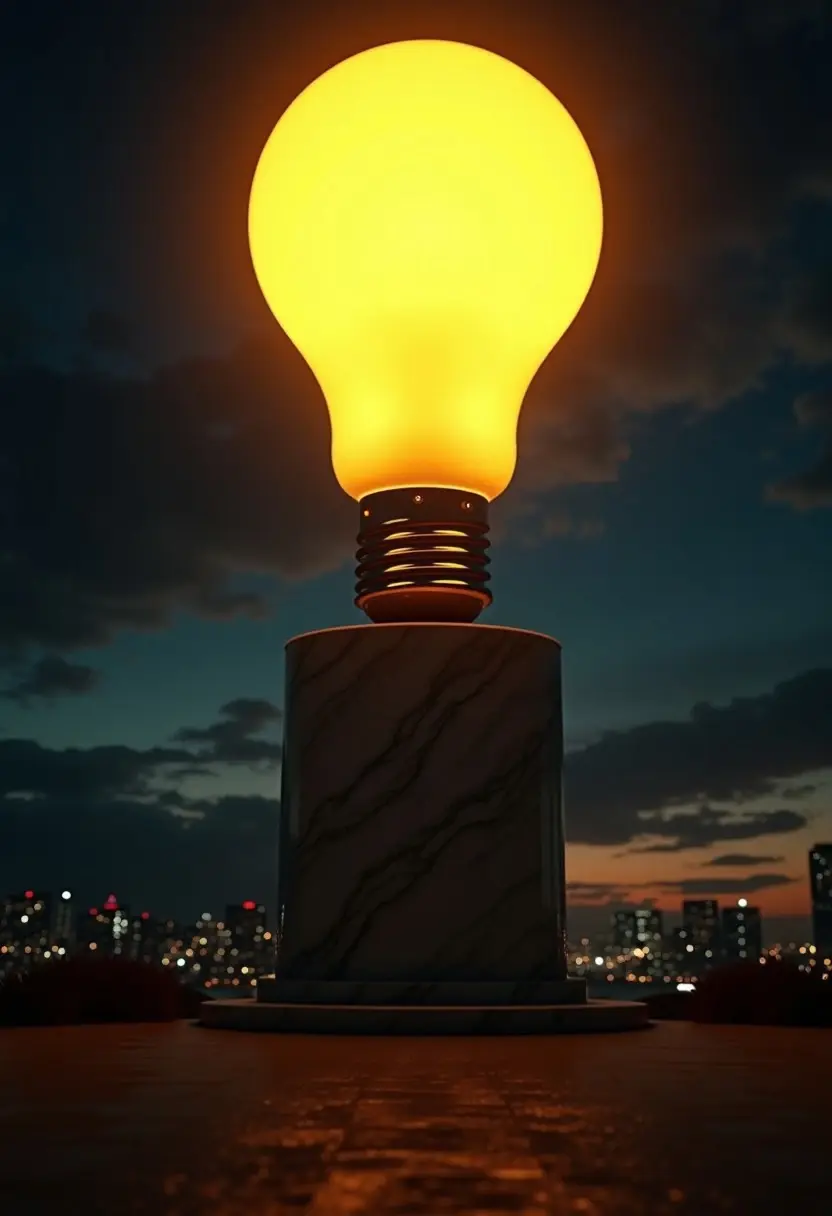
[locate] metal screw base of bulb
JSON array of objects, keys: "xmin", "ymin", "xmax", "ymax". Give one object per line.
[{"xmin": 355, "ymin": 487, "xmax": 492, "ymax": 624}]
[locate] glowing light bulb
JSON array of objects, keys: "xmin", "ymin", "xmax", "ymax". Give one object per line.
[{"xmin": 249, "ymin": 40, "xmax": 602, "ymax": 621}]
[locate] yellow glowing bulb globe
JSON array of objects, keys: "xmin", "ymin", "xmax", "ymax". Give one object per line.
[{"xmin": 249, "ymin": 39, "xmax": 603, "ymax": 504}]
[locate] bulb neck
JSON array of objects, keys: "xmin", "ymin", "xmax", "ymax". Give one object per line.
[{"xmin": 355, "ymin": 487, "xmax": 492, "ymax": 624}]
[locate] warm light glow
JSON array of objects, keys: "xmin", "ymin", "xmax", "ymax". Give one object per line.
[{"xmin": 249, "ymin": 39, "xmax": 602, "ymax": 501}]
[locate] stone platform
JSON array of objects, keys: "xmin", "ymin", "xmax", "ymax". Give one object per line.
[
  {"xmin": 256, "ymin": 978, "xmax": 590, "ymax": 1003},
  {"xmin": 200, "ymin": 996, "xmax": 649, "ymax": 1033}
]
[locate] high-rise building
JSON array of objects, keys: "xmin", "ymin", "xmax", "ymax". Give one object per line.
[
  {"xmin": 610, "ymin": 911, "xmax": 636, "ymax": 952},
  {"xmin": 634, "ymin": 907, "xmax": 663, "ymax": 950},
  {"xmin": 722, "ymin": 900, "xmax": 762, "ymax": 961},
  {"xmin": 151, "ymin": 919, "xmax": 187, "ymax": 970},
  {"xmin": 225, "ymin": 901, "xmax": 269, "ymax": 975},
  {"xmin": 809, "ymin": 845, "xmax": 832, "ymax": 954},
  {"xmin": 0, "ymin": 890, "xmax": 53, "ymax": 967},
  {"xmin": 670, "ymin": 926, "xmax": 694, "ymax": 963},
  {"xmin": 682, "ymin": 900, "xmax": 720, "ymax": 953},
  {"xmin": 79, "ymin": 893, "xmax": 130, "ymax": 956},
  {"xmin": 128, "ymin": 911, "xmax": 158, "ymax": 962},
  {"xmin": 52, "ymin": 890, "xmax": 75, "ymax": 948},
  {"xmin": 189, "ymin": 912, "xmax": 221, "ymax": 981}
]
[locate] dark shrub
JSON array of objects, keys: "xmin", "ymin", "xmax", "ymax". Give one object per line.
[
  {"xmin": 692, "ymin": 960, "xmax": 832, "ymax": 1027},
  {"xmin": 0, "ymin": 957, "xmax": 206, "ymax": 1026}
]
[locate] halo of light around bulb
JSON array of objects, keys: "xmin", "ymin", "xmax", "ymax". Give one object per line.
[{"xmin": 249, "ymin": 39, "xmax": 603, "ymax": 502}]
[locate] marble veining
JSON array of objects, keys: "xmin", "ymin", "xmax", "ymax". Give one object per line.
[{"xmin": 276, "ymin": 624, "xmax": 565, "ymax": 984}]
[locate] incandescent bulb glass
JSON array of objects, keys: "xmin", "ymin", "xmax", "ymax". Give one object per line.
[{"xmin": 249, "ymin": 39, "xmax": 602, "ymax": 621}]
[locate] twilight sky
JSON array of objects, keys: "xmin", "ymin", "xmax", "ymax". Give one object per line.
[{"xmin": 2, "ymin": 0, "xmax": 831, "ymax": 943}]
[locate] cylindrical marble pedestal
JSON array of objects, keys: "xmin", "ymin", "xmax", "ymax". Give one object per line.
[
  {"xmin": 202, "ymin": 622, "xmax": 648, "ymax": 1032},
  {"xmin": 275, "ymin": 622, "xmax": 567, "ymax": 991}
]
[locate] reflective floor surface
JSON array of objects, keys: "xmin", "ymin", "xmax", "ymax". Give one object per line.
[{"xmin": 0, "ymin": 1019, "xmax": 827, "ymax": 1214}]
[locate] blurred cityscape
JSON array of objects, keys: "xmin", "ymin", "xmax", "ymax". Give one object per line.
[
  {"xmin": 0, "ymin": 893, "xmax": 272, "ymax": 992},
  {"xmin": 2, "ymin": 843, "xmax": 830, "ymax": 994}
]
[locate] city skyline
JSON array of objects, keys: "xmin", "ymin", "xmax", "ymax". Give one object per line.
[
  {"xmin": 6, "ymin": 883, "xmax": 831, "ymax": 986},
  {"xmin": 3, "ymin": 858, "xmax": 830, "ymax": 951},
  {"xmin": 2, "ymin": 1, "xmax": 831, "ymax": 940}
]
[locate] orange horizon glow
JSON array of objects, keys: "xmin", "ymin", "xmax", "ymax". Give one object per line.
[
  {"xmin": 249, "ymin": 39, "xmax": 603, "ymax": 502},
  {"xmin": 568, "ymin": 889, "xmax": 810, "ymax": 918},
  {"xmin": 566, "ymin": 840, "xmax": 814, "ymax": 920}
]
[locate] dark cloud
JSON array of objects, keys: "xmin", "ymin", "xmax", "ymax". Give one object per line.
[
  {"xmin": 781, "ymin": 783, "xmax": 817, "ymax": 799},
  {"xmin": 565, "ymin": 668, "xmax": 832, "ymax": 846},
  {"xmin": 562, "ymin": 626, "xmax": 832, "ymax": 741},
  {"xmin": 625, "ymin": 807, "xmax": 807, "ymax": 855},
  {"xmin": 517, "ymin": 402, "xmax": 632, "ymax": 492},
  {"xmin": 767, "ymin": 389, "xmax": 832, "ymax": 509},
  {"xmin": 663, "ymin": 874, "xmax": 797, "ymax": 896},
  {"xmin": 511, "ymin": 503, "xmax": 606, "ymax": 546},
  {"xmin": 0, "ymin": 738, "xmax": 195, "ymax": 802},
  {"xmin": 541, "ymin": 514, "xmax": 605, "ymax": 541},
  {"xmin": 82, "ymin": 309, "xmax": 132, "ymax": 355},
  {"xmin": 173, "ymin": 698, "xmax": 282, "ymax": 765},
  {"xmin": 0, "ymin": 695, "xmax": 282, "ymax": 912},
  {"xmin": 1, "ymin": 2, "xmax": 831, "ymax": 657},
  {"xmin": 0, "ymin": 340, "xmax": 352, "ymax": 659},
  {"xmin": 0, "ymin": 794, "xmax": 278, "ymax": 922},
  {"xmin": 0, "ymin": 696, "xmax": 281, "ymax": 802},
  {"xmin": 703, "ymin": 852, "xmax": 785, "ymax": 867},
  {"xmin": 794, "ymin": 390, "xmax": 832, "ymax": 429},
  {"xmin": 567, "ymin": 872, "xmax": 797, "ymax": 902},
  {"xmin": 566, "ymin": 884, "xmax": 632, "ymax": 908},
  {"xmin": 777, "ymin": 265, "xmax": 832, "ymax": 365},
  {"xmin": 768, "ymin": 451, "xmax": 832, "ymax": 509},
  {"xmin": 2, "ymin": 655, "xmax": 99, "ymax": 704}
]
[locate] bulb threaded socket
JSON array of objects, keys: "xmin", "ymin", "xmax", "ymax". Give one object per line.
[{"xmin": 355, "ymin": 487, "xmax": 492, "ymax": 623}]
